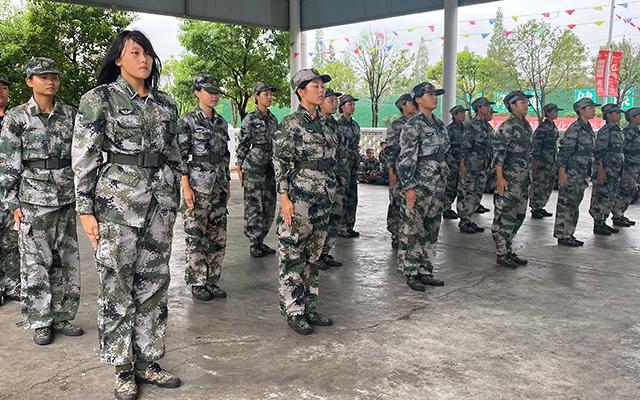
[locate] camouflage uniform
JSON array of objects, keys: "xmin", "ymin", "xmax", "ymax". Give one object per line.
[
  {"xmin": 529, "ymin": 118, "xmax": 559, "ymax": 211},
  {"xmin": 321, "ymin": 112, "xmax": 342, "ymax": 258},
  {"xmin": 444, "ymin": 118, "xmax": 465, "ymax": 211},
  {"xmin": 491, "ymin": 112, "xmax": 533, "ymax": 257},
  {"xmin": 0, "ymin": 95, "xmax": 79, "ymax": 329},
  {"xmin": 589, "ymin": 120, "xmax": 625, "ymax": 223},
  {"xmin": 337, "ymin": 114, "xmax": 360, "ymax": 234},
  {"xmin": 612, "ymin": 110, "xmax": 640, "ymax": 219},
  {"xmin": 397, "ymin": 113, "xmax": 449, "ymax": 277},
  {"xmin": 457, "ymin": 116, "xmax": 494, "ymax": 228},
  {"xmin": 383, "ymin": 114, "xmax": 408, "ymax": 243},
  {"xmin": 237, "ymin": 107, "xmax": 277, "ymax": 250},
  {"xmin": 73, "ymin": 75, "xmax": 182, "ymax": 365},
  {"xmin": 274, "ymin": 106, "xmax": 337, "ymax": 317},
  {"xmin": 178, "ymin": 107, "xmax": 230, "ymax": 287},
  {"xmin": 359, "ymin": 154, "xmax": 386, "ymax": 184}
]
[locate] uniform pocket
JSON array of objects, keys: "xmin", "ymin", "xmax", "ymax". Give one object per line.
[
  {"xmin": 23, "ymin": 128, "xmax": 50, "ymax": 159},
  {"xmin": 113, "ymin": 112, "xmax": 143, "ymax": 138}
]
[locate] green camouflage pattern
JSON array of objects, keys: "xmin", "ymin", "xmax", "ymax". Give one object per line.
[
  {"xmin": 273, "ymin": 106, "xmax": 337, "ymax": 317},
  {"xmin": 0, "ymin": 209, "xmax": 20, "ymax": 299},
  {"xmin": 321, "ymin": 114, "xmax": 343, "ymax": 256},
  {"xmin": 491, "ymin": 114, "xmax": 532, "ymax": 256},
  {"xmin": 444, "ymin": 119, "xmax": 464, "ymax": 211},
  {"xmin": 613, "ymin": 123, "xmax": 640, "ymax": 218},
  {"xmin": 529, "ymin": 119, "xmax": 559, "ymax": 210},
  {"xmin": 553, "ymin": 118, "xmax": 595, "ymax": 239},
  {"xmin": 383, "ymin": 115, "xmax": 408, "ymax": 241},
  {"xmin": 589, "ymin": 122, "xmax": 625, "ymax": 222},
  {"xmin": 359, "ymin": 156, "xmax": 385, "ymax": 184},
  {"xmin": 237, "ymin": 109, "xmax": 277, "ymax": 247},
  {"xmin": 336, "ymin": 115, "xmax": 360, "ymax": 233},
  {"xmin": 397, "ymin": 113, "xmax": 449, "ymax": 276}
]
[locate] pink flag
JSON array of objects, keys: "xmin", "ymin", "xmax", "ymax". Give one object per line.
[
  {"xmin": 503, "ymin": 31, "xmax": 513, "ymax": 38},
  {"xmin": 428, "ymin": 25, "xmax": 435, "ymax": 32},
  {"xmin": 567, "ymin": 24, "xmax": 576, "ymax": 30},
  {"xmin": 566, "ymin": 9, "xmax": 575, "ymax": 15},
  {"xmin": 542, "ymin": 12, "xmax": 551, "ymax": 18}
]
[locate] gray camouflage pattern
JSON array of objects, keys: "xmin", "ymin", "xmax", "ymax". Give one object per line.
[
  {"xmin": 589, "ymin": 122, "xmax": 625, "ymax": 222},
  {"xmin": 613, "ymin": 123, "xmax": 640, "ymax": 218},
  {"xmin": 336, "ymin": 116, "xmax": 360, "ymax": 233},
  {"xmin": 529, "ymin": 119, "xmax": 559, "ymax": 210}
]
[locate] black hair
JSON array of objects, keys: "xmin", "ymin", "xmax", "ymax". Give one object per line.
[
  {"xmin": 294, "ymin": 80, "xmax": 310, "ymax": 102},
  {"xmin": 97, "ymin": 30, "xmax": 161, "ymax": 90}
]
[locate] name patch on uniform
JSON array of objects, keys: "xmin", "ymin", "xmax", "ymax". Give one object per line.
[
  {"xmin": 119, "ymin": 109, "xmax": 133, "ymax": 115},
  {"xmin": 195, "ymin": 127, "xmax": 206, "ymax": 133}
]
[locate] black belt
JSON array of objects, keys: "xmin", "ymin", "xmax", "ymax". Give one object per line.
[
  {"xmin": 107, "ymin": 152, "xmax": 166, "ymax": 167},
  {"xmin": 24, "ymin": 158, "xmax": 71, "ymax": 169},
  {"xmin": 295, "ymin": 159, "xmax": 334, "ymax": 171},
  {"xmin": 419, "ymin": 153, "xmax": 446, "ymax": 162},
  {"xmin": 192, "ymin": 154, "xmax": 223, "ymax": 163},
  {"xmin": 252, "ymin": 143, "xmax": 273, "ymax": 151}
]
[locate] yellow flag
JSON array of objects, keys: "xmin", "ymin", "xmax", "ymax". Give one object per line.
[
  {"xmin": 512, "ymin": 16, "xmax": 519, "ymax": 22},
  {"xmin": 595, "ymin": 21, "xmax": 605, "ymax": 26},
  {"xmin": 593, "ymin": 6, "xmax": 604, "ymax": 11}
]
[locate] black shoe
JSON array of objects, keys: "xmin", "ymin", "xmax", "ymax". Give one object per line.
[
  {"xmin": 612, "ymin": 217, "xmax": 632, "ymax": 227},
  {"xmin": 540, "ymin": 208, "xmax": 553, "ymax": 217},
  {"xmin": 570, "ymin": 236, "xmax": 585, "ymax": 246},
  {"xmin": 475, "ymin": 206, "xmax": 488, "ymax": 214},
  {"xmin": 594, "ymin": 223, "xmax": 612, "ymax": 236},
  {"xmin": 135, "ymin": 363, "xmax": 181, "ymax": 388},
  {"xmin": 306, "ymin": 312, "xmax": 333, "ymax": 326},
  {"xmin": 479, "ymin": 204, "xmax": 490, "ymax": 212},
  {"xmin": 443, "ymin": 209, "xmax": 459, "ymax": 219},
  {"xmin": 531, "ymin": 209, "xmax": 544, "ymax": 219},
  {"xmin": 348, "ymin": 229, "xmax": 360, "ymax": 237},
  {"xmin": 606, "ymin": 224, "xmax": 619, "ymax": 234},
  {"xmin": 459, "ymin": 224, "xmax": 478, "ymax": 234},
  {"xmin": 558, "ymin": 238, "xmax": 581, "ymax": 247},
  {"xmin": 33, "ymin": 326, "xmax": 53, "ymax": 345},
  {"xmin": 419, "ymin": 274, "xmax": 444, "ymax": 286},
  {"xmin": 191, "ymin": 285, "xmax": 212, "ymax": 301},
  {"xmin": 497, "ymin": 255, "xmax": 518, "ymax": 269},
  {"xmin": 250, "ymin": 245, "xmax": 265, "ymax": 258},
  {"xmin": 52, "ymin": 320, "xmax": 84, "ymax": 336},
  {"xmin": 472, "ymin": 223, "xmax": 485, "ymax": 233},
  {"xmin": 320, "ymin": 254, "xmax": 342, "ymax": 268},
  {"xmin": 508, "ymin": 252, "xmax": 528, "ymax": 266},
  {"xmin": 623, "ymin": 216, "xmax": 636, "ymax": 226},
  {"xmin": 287, "ymin": 315, "xmax": 313, "ymax": 335},
  {"xmin": 317, "ymin": 261, "xmax": 330, "ymax": 271},
  {"xmin": 391, "ymin": 238, "xmax": 399, "ymax": 249},
  {"xmin": 260, "ymin": 243, "xmax": 276, "ymax": 254},
  {"xmin": 406, "ymin": 275, "xmax": 425, "ymax": 292},
  {"xmin": 205, "ymin": 284, "xmax": 227, "ymax": 298}
]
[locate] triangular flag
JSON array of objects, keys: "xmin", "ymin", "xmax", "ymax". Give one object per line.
[
  {"xmin": 567, "ymin": 24, "xmax": 576, "ymax": 30},
  {"xmin": 408, "ymin": 26, "xmax": 415, "ymax": 32},
  {"xmin": 318, "ymin": 40, "xmax": 324, "ymax": 46},
  {"xmin": 308, "ymin": 52, "xmax": 314, "ymax": 56},
  {"xmin": 489, "ymin": 18, "xmax": 496, "ymax": 24},
  {"xmin": 503, "ymin": 31, "xmax": 513, "ymax": 37},
  {"xmin": 593, "ymin": 6, "xmax": 604, "ymax": 11},
  {"xmin": 566, "ymin": 9, "xmax": 575, "ymax": 15},
  {"xmin": 631, "ymin": 22, "xmax": 637, "ymax": 27},
  {"xmin": 392, "ymin": 31, "xmax": 398, "ymax": 37},
  {"xmin": 386, "ymin": 44, "xmax": 393, "ymax": 50},
  {"xmin": 542, "ymin": 12, "xmax": 551, "ymax": 18},
  {"xmin": 481, "ymin": 33, "xmax": 491, "ymax": 38},
  {"xmin": 469, "ymin": 20, "xmax": 476, "ymax": 25},
  {"xmin": 369, "ymin": 47, "xmax": 376, "ymax": 53},
  {"xmin": 324, "ymin": 51, "xmax": 331, "ymax": 55},
  {"xmin": 289, "ymin": 41, "xmax": 295, "ymax": 47},
  {"xmin": 330, "ymin": 39, "xmax": 335, "ymax": 44},
  {"xmin": 344, "ymin": 37, "xmax": 350, "ymax": 43},
  {"xmin": 616, "ymin": 14, "xmax": 623, "ymax": 19},
  {"xmin": 512, "ymin": 16, "xmax": 519, "ymax": 22},
  {"xmin": 534, "ymin": 28, "xmax": 545, "ymax": 33},
  {"xmin": 621, "ymin": 3, "xmax": 629, "ymax": 8},
  {"xmin": 462, "ymin": 34, "xmax": 470, "ymax": 38},
  {"xmin": 594, "ymin": 21, "xmax": 605, "ymax": 26},
  {"xmin": 624, "ymin": 18, "xmax": 632, "ymax": 23},
  {"xmin": 353, "ymin": 49, "xmax": 359, "ymax": 54},
  {"xmin": 428, "ymin": 25, "xmax": 435, "ymax": 32},
  {"xmin": 375, "ymin": 32, "xmax": 384, "ymax": 40},
  {"xmin": 293, "ymin": 51, "xmax": 300, "ymax": 57},
  {"xmin": 440, "ymin": 36, "xmax": 445, "ymax": 40},
  {"xmin": 406, "ymin": 42, "xmax": 414, "ymax": 46}
]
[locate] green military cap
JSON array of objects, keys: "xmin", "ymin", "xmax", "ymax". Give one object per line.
[
  {"xmin": 366, "ymin": 147, "xmax": 375, "ymax": 153},
  {"xmin": 503, "ymin": 90, "xmax": 533, "ymax": 108},
  {"xmin": 471, "ymin": 96, "xmax": 495, "ymax": 111},
  {"xmin": 339, "ymin": 94, "xmax": 359, "ymax": 106},
  {"xmin": 625, "ymin": 107, "xmax": 640, "ymax": 121},
  {"xmin": 193, "ymin": 75, "xmax": 223, "ymax": 94},
  {"xmin": 0, "ymin": 75, "xmax": 9, "ymax": 85},
  {"xmin": 601, "ymin": 103, "xmax": 622, "ymax": 117},
  {"xmin": 252, "ymin": 82, "xmax": 277, "ymax": 95},
  {"xmin": 324, "ymin": 88, "xmax": 342, "ymax": 98},
  {"xmin": 395, "ymin": 93, "xmax": 412, "ymax": 110},
  {"xmin": 290, "ymin": 68, "xmax": 331, "ymax": 90},
  {"xmin": 449, "ymin": 105, "xmax": 470, "ymax": 116},
  {"xmin": 572, "ymin": 97, "xmax": 600, "ymax": 113},
  {"xmin": 25, "ymin": 57, "xmax": 60, "ymax": 77},
  {"xmin": 543, "ymin": 103, "xmax": 563, "ymax": 114},
  {"xmin": 411, "ymin": 82, "xmax": 445, "ymax": 99}
]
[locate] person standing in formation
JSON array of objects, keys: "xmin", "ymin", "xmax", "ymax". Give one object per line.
[
  {"xmin": 442, "ymin": 104, "xmax": 468, "ymax": 220},
  {"xmin": 337, "ymin": 94, "xmax": 361, "ymax": 238},
  {"xmin": 612, "ymin": 107, "xmax": 640, "ymax": 227}
]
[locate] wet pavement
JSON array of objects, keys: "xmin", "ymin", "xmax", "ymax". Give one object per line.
[{"xmin": 1, "ymin": 180, "xmax": 639, "ymax": 399}]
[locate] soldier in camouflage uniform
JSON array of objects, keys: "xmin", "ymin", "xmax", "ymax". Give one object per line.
[
  {"xmin": 359, "ymin": 148, "xmax": 386, "ymax": 184},
  {"xmin": 337, "ymin": 94, "xmax": 361, "ymax": 238},
  {"xmin": 0, "ymin": 74, "xmax": 21, "ymax": 306},
  {"xmin": 589, "ymin": 103, "xmax": 625, "ymax": 235},
  {"xmin": 237, "ymin": 82, "xmax": 278, "ymax": 258},
  {"xmin": 73, "ymin": 31, "xmax": 181, "ymax": 399},
  {"xmin": 612, "ymin": 108, "xmax": 640, "ymax": 227},
  {"xmin": 319, "ymin": 87, "xmax": 344, "ymax": 269},
  {"xmin": 397, "ymin": 82, "xmax": 447, "ymax": 292},
  {"xmin": 491, "ymin": 91, "xmax": 533, "ymax": 269},
  {"xmin": 0, "ymin": 58, "xmax": 82, "ymax": 345},
  {"xmin": 274, "ymin": 68, "xmax": 336, "ymax": 335},
  {"xmin": 457, "ymin": 97, "xmax": 495, "ymax": 234},
  {"xmin": 529, "ymin": 103, "xmax": 562, "ymax": 219},
  {"xmin": 178, "ymin": 75, "xmax": 230, "ymax": 301},
  {"xmin": 554, "ymin": 98, "xmax": 600, "ymax": 247},
  {"xmin": 442, "ymin": 105, "xmax": 468, "ymax": 220},
  {"xmin": 383, "ymin": 94, "xmax": 416, "ymax": 248}
]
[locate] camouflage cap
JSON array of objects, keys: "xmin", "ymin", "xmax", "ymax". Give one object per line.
[
  {"xmin": 572, "ymin": 97, "xmax": 600, "ymax": 113},
  {"xmin": 324, "ymin": 88, "xmax": 342, "ymax": 98},
  {"xmin": 601, "ymin": 103, "xmax": 622, "ymax": 116},
  {"xmin": 25, "ymin": 57, "xmax": 59, "ymax": 77},
  {"xmin": 252, "ymin": 82, "xmax": 277, "ymax": 95},
  {"xmin": 625, "ymin": 107, "xmax": 640, "ymax": 121},
  {"xmin": 449, "ymin": 105, "xmax": 470, "ymax": 116},
  {"xmin": 193, "ymin": 75, "xmax": 223, "ymax": 94},
  {"xmin": 290, "ymin": 68, "xmax": 331, "ymax": 90},
  {"xmin": 411, "ymin": 82, "xmax": 445, "ymax": 99},
  {"xmin": 471, "ymin": 96, "xmax": 495, "ymax": 111},
  {"xmin": 0, "ymin": 75, "xmax": 9, "ymax": 85},
  {"xmin": 543, "ymin": 103, "xmax": 563, "ymax": 114},
  {"xmin": 503, "ymin": 90, "xmax": 533, "ymax": 108},
  {"xmin": 395, "ymin": 93, "xmax": 412, "ymax": 110},
  {"xmin": 366, "ymin": 147, "xmax": 375, "ymax": 153},
  {"xmin": 339, "ymin": 94, "xmax": 359, "ymax": 106}
]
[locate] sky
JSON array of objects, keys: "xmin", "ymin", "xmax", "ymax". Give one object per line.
[{"xmin": 125, "ymin": 0, "xmax": 640, "ymax": 65}]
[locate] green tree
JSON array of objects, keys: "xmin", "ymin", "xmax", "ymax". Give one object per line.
[
  {"xmin": 0, "ymin": 0, "xmax": 133, "ymax": 107},
  {"xmin": 410, "ymin": 37, "xmax": 430, "ymax": 82},
  {"xmin": 484, "ymin": 8, "xmax": 514, "ymax": 97},
  {"xmin": 312, "ymin": 30, "xmax": 327, "ymax": 67},
  {"xmin": 318, "ymin": 60, "xmax": 358, "ymax": 95},
  {"xmin": 168, "ymin": 20, "xmax": 289, "ymax": 126}
]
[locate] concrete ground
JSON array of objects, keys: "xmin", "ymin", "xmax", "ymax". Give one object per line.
[{"xmin": 1, "ymin": 180, "xmax": 640, "ymax": 400}]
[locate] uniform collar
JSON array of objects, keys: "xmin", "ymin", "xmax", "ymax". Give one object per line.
[
  {"xmin": 116, "ymin": 75, "xmax": 157, "ymax": 103},
  {"xmin": 27, "ymin": 96, "xmax": 63, "ymax": 117},
  {"xmin": 297, "ymin": 104, "xmax": 320, "ymax": 121},
  {"xmin": 577, "ymin": 117, "xmax": 593, "ymax": 131},
  {"xmin": 419, "ymin": 112, "xmax": 443, "ymax": 128}
]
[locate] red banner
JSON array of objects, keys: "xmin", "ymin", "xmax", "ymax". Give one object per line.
[
  {"xmin": 595, "ymin": 50, "xmax": 609, "ymax": 97},
  {"xmin": 489, "ymin": 117, "xmax": 605, "ymax": 131},
  {"xmin": 608, "ymin": 50, "xmax": 623, "ymax": 97}
]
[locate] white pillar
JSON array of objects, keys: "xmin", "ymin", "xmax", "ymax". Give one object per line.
[
  {"xmin": 289, "ymin": 0, "xmax": 301, "ymax": 109},
  {"xmin": 442, "ymin": 0, "xmax": 458, "ymax": 124}
]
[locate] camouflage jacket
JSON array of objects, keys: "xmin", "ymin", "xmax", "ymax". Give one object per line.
[
  {"xmin": 557, "ymin": 117, "xmax": 595, "ymax": 179},
  {"xmin": 178, "ymin": 107, "xmax": 230, "ymax": 195},
  {"xmin": 530, "ymin": 119, "xmax": 558, "ymax": 162},
  {"xmin": 462, "ymin": 116, "xmax": 494, "ymax": 164},
  {"xmin": 236, "ymin": 108, "xmax": 278, "ymax": 171},
  {"xmin": 336, "ymin": 115, "xmax": 360, "ymax": 161},
  {"xmin": 363, "ymin": 157, "xmax": 381, "ymax": 175},
  {"xmin": 273, "ymin": 106, "xmax": 337, "ymax": 200},
  {"xmin": 0, "ymin": 97, "xmax": 77, "ymax": 210},
  {"xmin": 446, "ymin": 120, "xmax": 465, "ymax": 160},
  {"xmin": 493, "ymin": 114, "xmax": 532, "ymax": 182},
  {"xmin": 383, "ymin": 115, "xmax": 408, "ymax": 170},
  {"xmin": 594, "ymin": 122, "xmax": 625, "ymax": 172},
  {"xmin": 622, "ymin": 124, "xmax": 640, "ymax": 167},
  {"xmin": 72, "ymin": 75, "xmax": 183, "ymax": 228},
  {"xmin": 397, "ymin": 112, "xmax": 450, "ymax": 191}
]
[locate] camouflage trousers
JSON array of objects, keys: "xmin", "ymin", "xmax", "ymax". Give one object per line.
[
  {"xmin": 529, "ymin": 162, "xmax": 556, "ymax": 210},
  {"xmin": 398, "ymin": 186, "xmax": 445, "ymax": 277},
  {"xmin": 0, "ymin": 209, "xmax": 20, "ymax": 299},
  {"xmin": 456, "ymin": 158, "xmax": 488, "ymax": 226},
  {"xmin": 589, "ymin": 168, "xmax": 622, "ymax": 222},
  {"xmin": 491, "ymin": 177, "xmax": 529, "ymax": 256},
  {"xmin": 612, "ymin": 164, "xmax": 640, "ymax": 218},
  {"xmin": 322, "ymin": 177, "xmax": 344, "ymax": 256},
  {"xmin": 553, "ymin": 172, "xmax": 588, "ymax": 239},
  {"xmin": 278, "ymin": 192, "xmax": 331, "ymax": 317},
  {"xmin": 184, "ymin": 186, "xmax": 227, "ymax": 286},
  {"xmin": 341, "ymin": 158, "xmax": 359, "ymax": 232},
  {"xmin": 95, "ymin": 200, "xmax": 176, "ymax": 365},
  {"xmin": 18, "ymin": 203, "xmax": 79, "ymax": 329},
  {"xmin": 243, "ymin": 166, "xmax": 276, "ymax": 247},
  {"xmin": 443, "ymin": 155, "xmax": 461, "ymax": 211},
  {"xmin": 386, "ymin": 183, "xmax": 401, "ymax": 241}
]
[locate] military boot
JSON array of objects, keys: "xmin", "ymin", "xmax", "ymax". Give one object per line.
[
  {"xmin": 191, "ymin": 285, "xmax": 212, "ymax": 301},
  {"xmin": 623, "ymin": 216, "xmax": 636, "ymax": 225},
  {"xmin": 114, "ymin": 369, "xmax": 137, "ymax": 400},
  {"xmin": 442, "ymin": 209, "xmax": 459, "ymax": 219},
  {"xmin": 306, "ymin": 312, "xmax": 333, "ymax": 326},
  {"xmin": 472, "ymin": 222, "xmax": 485, "ymax": 232},
  {"xmin": 570, "ymin": 235, "xmax": 584, "ymax": 246},
  {"xmin": 406, "ymin": 275, "xmax": 425, "ymax": 292},
  {"xmin": 612, "ymin": 216, "xmax": 631, "ymax": 227},
  {"xmin": 205, "ymin": 284, "xmax": 227, "ymax": 298},
  {"xmin": 287, "ymin": 315, "xmax": 313, "ymax": 335},
  {"xmin": 459, "ymin": 222, "xmax": 478, "ymax": 234},
  {"xmin": 497, "ymin": 255, "xmax": 518, "ymax": 269},
  {"xmin": 391, "ymin": 237, "xmax": 399, "ymax": 249},
  {"xmin": 419, "ymin": 273, "xmax": 444, "ymax": 286},
  {"xmin": 260, "ymin": 243, "xmax": 276, "ymax": 255},
  {"xmin": 347, "ymin": 229, "xmax": 360, "ymax": 238},
  {"xmin": 33, "ymin": 326, "xmax": 53, "ymax": 346},
  {"xmin": 250, "ymin": 245, "xmax": 265, "ymax": 258},
  {"xmin": 531, "ymin": 209, "xmax": 544, "ymax": 219},
  {"xmin": 540, "ymin": 208, "xmax": 553, "ymax": 217},
  {"xmin": 508, "ymin": 252, "xmax": 528, "ymax": 266},
  {"xmin": 558, "ymin": 237, "xmax": 581, "ymax": 247},
  {"xmin": 52, "ymin": 320, "xmax": 84, "ymax": 336},
  {"xmin": 606, "ymin": 224, "xmax": 619, "ymax": 234},
  {"xmin": 319, "ymin": 254, "xmax": 342, "ymax": 268},
  {"xmin": 135, "ymin": 363, "xmax": 181, "ymax": 388},
  {"xmin": 593, "ymin": 222, "xmax": 612, "ymax": 235}
]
